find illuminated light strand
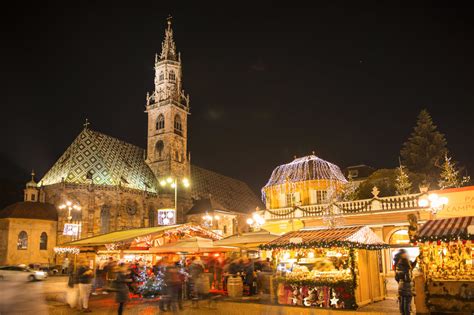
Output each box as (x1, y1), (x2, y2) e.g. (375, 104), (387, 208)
(54, 246), (80, 255)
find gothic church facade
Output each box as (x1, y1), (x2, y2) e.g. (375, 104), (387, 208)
(31, 19), (262, 245)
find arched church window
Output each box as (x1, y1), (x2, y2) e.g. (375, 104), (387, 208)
(156, 140), (164, 159)
(174, 114), (182, 134)
(159, 71), (164, 81)
(100, 206), (110, 234)
(17, 231), (28, 250)
(169, 70), (176, 81)
(156, 114), (165, 130)
(39, 232), (48, 250)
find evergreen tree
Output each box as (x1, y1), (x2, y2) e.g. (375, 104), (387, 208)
(400, 109), (447, 183)
(395, 162), (412, 195)
(340, 174), (358, 201)
(438, 154), (470, 189)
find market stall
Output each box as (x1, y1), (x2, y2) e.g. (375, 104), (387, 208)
(261, 226), (387, 310)
(415, 216), (474, 313)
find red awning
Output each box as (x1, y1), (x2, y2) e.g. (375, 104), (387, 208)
(417, 216), (474, 242)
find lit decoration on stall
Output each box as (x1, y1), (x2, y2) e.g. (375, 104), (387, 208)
(261, 154), (347, 205)
(135, 235), (153, 247)
(163, 224), (222, 240)
(105, 243), (123, 251)
(330, 293), (339, 306)
(54, 247), (80, 255)
(158, 209), (176, 225)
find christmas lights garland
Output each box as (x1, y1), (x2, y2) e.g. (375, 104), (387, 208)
(260, 241), (388, 251)
(265, 194), (423, 219)
(416, 234), (473, 243)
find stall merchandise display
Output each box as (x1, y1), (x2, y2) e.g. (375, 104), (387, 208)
(415, 216), (474, 313)
(274, 247), (357, 309)
(418, 240), (473, 281)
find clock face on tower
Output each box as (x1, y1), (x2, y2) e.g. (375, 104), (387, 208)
(126, 203), (137, 216)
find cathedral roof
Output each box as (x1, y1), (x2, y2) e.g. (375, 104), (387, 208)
(0, 201), (58, 221)
(190, 166), (264, 214)
(40, 128), (158, 192)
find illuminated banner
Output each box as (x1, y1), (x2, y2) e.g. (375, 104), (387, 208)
(63, 223), (80, 236)
(158, 209), (176, 225)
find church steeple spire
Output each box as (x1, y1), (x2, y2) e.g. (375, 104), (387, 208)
(159, 15), (178, 61)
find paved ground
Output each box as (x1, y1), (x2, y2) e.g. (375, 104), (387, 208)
(1, 276), (401, 315)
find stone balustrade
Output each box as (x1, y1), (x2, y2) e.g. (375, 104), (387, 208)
(261, 193), (425, 220)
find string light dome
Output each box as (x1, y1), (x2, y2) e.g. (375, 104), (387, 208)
(262, 155), (347, 204)
(264, 155), (347, 187)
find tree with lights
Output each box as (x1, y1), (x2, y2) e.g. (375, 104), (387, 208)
(340, 174), (358, 201)
(438, 154), (470, 189)
(400, 109), (447, 183)
(395, 161), (412, 195)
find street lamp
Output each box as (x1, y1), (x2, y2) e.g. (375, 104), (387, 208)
(418, 193), (448, 218)
(159, 177), (190, 222)
(247, 212), (266, 231)
(58, 201), (82, 222)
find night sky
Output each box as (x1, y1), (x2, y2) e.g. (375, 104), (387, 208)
(1, 2), (474, 195)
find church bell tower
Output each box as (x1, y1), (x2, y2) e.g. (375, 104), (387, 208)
(145, 17), (190, 180)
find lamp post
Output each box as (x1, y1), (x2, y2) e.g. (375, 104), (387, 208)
(247, 212), (266, 232)
(58, 201), (82, 222)
(418, 193), (448, 219)
(160, 176), (190, 223)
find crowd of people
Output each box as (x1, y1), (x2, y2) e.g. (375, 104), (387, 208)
(64, 255), (273, 314)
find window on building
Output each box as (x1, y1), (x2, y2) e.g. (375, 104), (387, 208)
(39, 232), (47, 250)
(349, 169), (359, 178)
(174, 115), (182, 135)
(156, 114), (165, 130)
(100, 206), (110, 234)
(285, 192), (301, 207)
(169, 70), (176, 81)
(17, 231), (28, 250)
(155, 140), (164, 159)
(310, 190), (328, 204)
(159, 71), (164, 81)
(148, 207), (155, 227)
(31, 194), (36, 201)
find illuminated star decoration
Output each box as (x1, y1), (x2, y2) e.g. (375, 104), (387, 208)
(330, 293), (339, 306)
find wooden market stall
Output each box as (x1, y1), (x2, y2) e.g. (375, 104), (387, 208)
(261, 226), (387, 310)
(67, 223), (222, 266)
(415, 216), (474, 313)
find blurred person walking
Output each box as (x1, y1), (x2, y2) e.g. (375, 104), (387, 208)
(77, 259), (94, 313)
(114, 263), (131, 315)
(395, 249), (415, 315)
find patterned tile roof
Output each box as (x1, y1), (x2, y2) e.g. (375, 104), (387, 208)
(40, 128), (158, 192)
(190, 166), (264, 214)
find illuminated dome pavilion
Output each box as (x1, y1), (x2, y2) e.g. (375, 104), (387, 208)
(262, 155), (347, 209)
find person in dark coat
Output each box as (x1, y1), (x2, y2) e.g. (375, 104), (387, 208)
(243, 258), (256, 296)
(395, 250), (414, 315)
(114, 263), (131, 315)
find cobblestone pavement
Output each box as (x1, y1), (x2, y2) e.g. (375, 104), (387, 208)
(32, 276), (400, 315)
